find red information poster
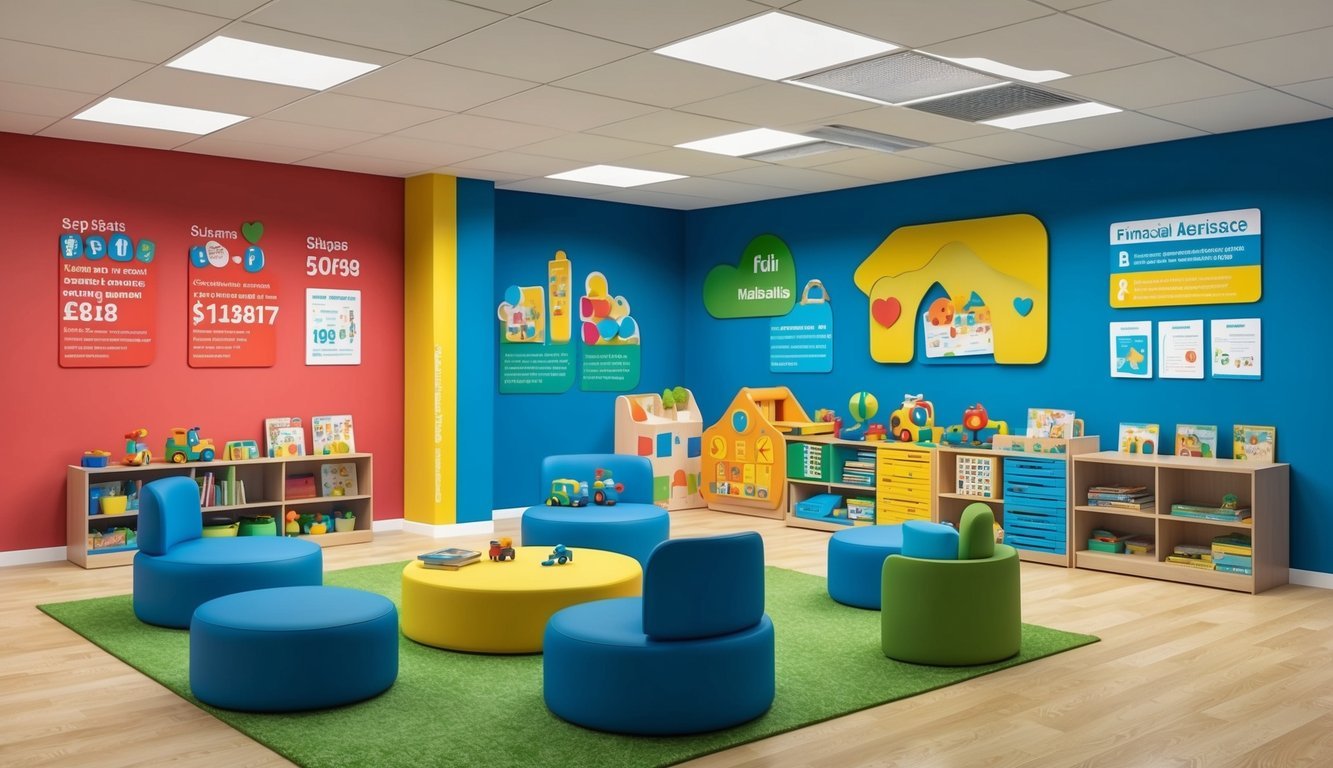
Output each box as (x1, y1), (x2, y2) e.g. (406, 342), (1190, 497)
(58, 227), (157, 367)
(187, 223), (280, 367)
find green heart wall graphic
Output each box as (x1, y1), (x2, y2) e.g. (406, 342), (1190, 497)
(241, 221), (264, 244)
(702, 233), (797, 318)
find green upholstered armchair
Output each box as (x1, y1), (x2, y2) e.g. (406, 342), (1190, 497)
(881, 503), (1021, 665)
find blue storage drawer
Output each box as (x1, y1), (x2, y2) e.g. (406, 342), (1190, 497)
(1005, 487), (1065, 507)
(1004, 533), (1064, 553)
(1003, 510), (1066, 534)
(1003, 458), (1066, 479)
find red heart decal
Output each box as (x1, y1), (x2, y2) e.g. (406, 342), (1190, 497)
(871, 297), (902, 328)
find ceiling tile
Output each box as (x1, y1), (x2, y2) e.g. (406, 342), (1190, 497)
(202, 21), (404, 64)
(1019, 111), (1206, 149)
(38, 118), (198, 149)
(452, 0), (546, 13)
(678, 83), (877, 125)
(587, 111), (754, 145)
(621, 148), (766, 175)
(762, 145), (868, 168)
(517, 133), (665, 162)
(295, 152), (440, 176)
(937, 132), (1088, 163)
(648, 176), (790, 199)
(590, 188), (721, 210)
(495, 177), (618, 196)
(136, 1), (270, 16)
(208, 118), (379, 151)
(520, 0), (763, 49)
(708, 164), (877, 191)
(335, 59), (536, 112)
(0, 82), (99, 117)
(245, 0), (504, 55)
(554, 53), (762, 108)
(397, 114), (564, 149)
(418, 18), (640, 82)
(453, 151), (587, 176)
(1031, 0), (1104, 8)
(109, 67), (311, 116)
(892, 146), (1009, 171)
(422, 165), (530, 184)
(174, 135), (323, 163)
(792, 153), (959, 183)
(0, 110), (58, 134)
(338, 135), (493, 165)
(784, 0), (1052, 48)
(1193, 27), (1333, 87)
(1053, 57), (1256, 110)
(1073, 0), (1333, 55)
(468, 86), (658, 131)
(0, 0), (227, 63)
(795, 106), (1001, 143)
(923, 14), (1171, 76)
(0, 39), (151, 92)
(1281, 77), (1333, 108)
(1142, 89), (1333, 133)
(268, 93), (449, 133)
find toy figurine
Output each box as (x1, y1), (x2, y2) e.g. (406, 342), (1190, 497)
(591, 468), (623, 506)
(889, 394), (940, 443)
(165, 426), (216, 463)
(541, 544), (573, 566)
(941, 403), (1010, 448)
(1221, 493), (1240, 510)
(489, 537), (516, 561)
(284, 509), (301, 536)
(122, 428), (152, 466)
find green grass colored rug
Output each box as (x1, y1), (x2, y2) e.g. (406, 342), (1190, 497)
(40, 564), (1096, 768)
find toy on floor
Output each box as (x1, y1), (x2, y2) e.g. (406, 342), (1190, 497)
(165, 426), (216, 463)
(941, 403), (1010, 448)
(547, 478), (590, 507)
(489, 537), (516, 561)
(122, 428), (152, 466)
(542, 544), (574, 566)
(591, 468), (623, 506)
(888, 394), (941, 443)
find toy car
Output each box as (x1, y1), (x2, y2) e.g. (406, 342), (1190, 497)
(591, 468), (623, 506)
(541, 544), (573, 566)
(165, 426), (215, 463)
(489, 537), (516, 561)
(547, 478), (589, 507)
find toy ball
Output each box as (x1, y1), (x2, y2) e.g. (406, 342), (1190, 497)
(848, 391), (878, 423)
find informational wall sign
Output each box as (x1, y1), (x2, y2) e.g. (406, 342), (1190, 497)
(579, 270), (641, 392)
(1109, 320), (1153, 379)
(703, 234), (796, 318)
(187, 221), (280, 367)
(770, 279), (833, 373)
(1158, 319), (1204, 379)
(1109, 208), (1261, 308)
(498, 250), (574, 394)
(306, 288), (361, 365)
(57, 223), (157, 367)
(1211, 318), (1262, 380)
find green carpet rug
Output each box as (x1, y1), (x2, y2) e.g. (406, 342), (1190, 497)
(39, 564), (1096, 768)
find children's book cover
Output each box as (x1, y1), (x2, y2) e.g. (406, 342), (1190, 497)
(265, 417), (302, 458)
(1233, 425), (1276, 462)
(271, 426), (306, 457)
(1027, 408), (1076, 439)
(1118, 422), (1160, 454)
(312, 414), (356, 455)
(320, 462), (359, 496)
(1174, 424), (1218, 458)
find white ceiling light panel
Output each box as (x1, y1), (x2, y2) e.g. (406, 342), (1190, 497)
(981, 101), (1121, 129)
(73, 97), (247, 134)
(546, 165), (687, 188)
(167, 36), (380, 91)
(922, 53), (1067, 83)
(677, 128), (817, 157)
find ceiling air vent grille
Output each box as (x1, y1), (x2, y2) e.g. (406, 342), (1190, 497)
(744, 141), (847, 162)
(907, 83), (1080, 122)
(792, 51), (1003, 105)
(803, 125), (925, 152)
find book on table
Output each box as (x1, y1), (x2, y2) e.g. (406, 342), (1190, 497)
(418, 547), (481, 569)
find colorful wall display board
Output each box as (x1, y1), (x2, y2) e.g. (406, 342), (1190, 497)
(703, 233), (797, 318)
(769, 279), (833, 373)
(853, 214), (1048, 364)
(57, 223), (157, 367)
(187, 221), (279, 367)
(497, 250), (574, 394)
(1158, 320), (1204, 379)
(614, 389), (703, 510)
(700, 386), (809, 518)
(1211, 318), (1261, 379)
(579, 269), (640, 392)
(306, 288), (361, 365)
(1109, 321), (1153, 379)
(1109, 208), (1261, 308)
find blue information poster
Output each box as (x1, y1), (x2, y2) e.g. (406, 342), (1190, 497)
(1109, 208), (1261, 308)
(770, 279), (833, 373)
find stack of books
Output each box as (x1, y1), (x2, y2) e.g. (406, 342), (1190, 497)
(1170, 503), (1251, 523)
(1165, 543), (1214, 569)
(1086, 485), (1154, 511)
(841, 450), (876, 487)
(1211, 533), (1253, 575)
(418, 547), (481, 570)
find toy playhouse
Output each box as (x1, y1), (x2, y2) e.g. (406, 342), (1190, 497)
(614, 389), (703, 510)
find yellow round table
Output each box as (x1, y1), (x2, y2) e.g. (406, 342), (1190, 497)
(400, 546), (642, 653)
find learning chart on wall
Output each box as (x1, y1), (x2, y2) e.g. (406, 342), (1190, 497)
(579, 269), (641, 392)
(306, 288), (361, 365)
(1109, 320), (1153, 379)
(769, 278), (833, 373)
(1211, 318), (1262, 380)
(1158, 319), (1204, 379)
(1109, 208), (1261, 308)
(187, 221), (279, 367)
(57, 220), (158, 367)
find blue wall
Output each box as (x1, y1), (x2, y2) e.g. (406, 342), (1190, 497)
(682, 119), (1333, 574)
(493, 191), (685, 508)
(456, 178), (496, 522)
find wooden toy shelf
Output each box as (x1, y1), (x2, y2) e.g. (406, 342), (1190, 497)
(1070, 451), (1288, 594)
(67, 453), (375, 569)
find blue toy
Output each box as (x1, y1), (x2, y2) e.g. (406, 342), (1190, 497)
(542, 544), (574, 566)
(591, 468), (623, 506)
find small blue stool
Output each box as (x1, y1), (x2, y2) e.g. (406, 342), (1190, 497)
(827, 525), (903, 609)
(190, 586), (398, 712)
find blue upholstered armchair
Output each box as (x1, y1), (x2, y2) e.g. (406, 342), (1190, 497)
(542, 532), (775, 735)
(132, 476), (323, 628)
(520, 453), (670, 566)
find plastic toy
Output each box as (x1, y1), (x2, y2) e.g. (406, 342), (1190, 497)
(224, 439), (260, 460)
(541, 544), (574, 566)
(591, 468), (623, 506)
(165, 426), (216, 463)
(284, 509), (300, 536)
(1221, 493), (1239, 510)
(81, 450), (111, 468)
(122, 428), (152, 466)
(700, 386), (809, 515)
(489, 536), (516, 561)
(546, 478), (590, 507)
(888, 394), (941, 443)
(941, 403), (1011, 448)
(839, 391), (881, 441)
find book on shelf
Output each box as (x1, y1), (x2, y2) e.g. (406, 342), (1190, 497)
(418, 547), (481, 569)
(1027, 408), (1076, 439)
(1174, 424), (1218, 458)
(270, 425), (307, 458)
(1123, 536), (1154, 556)
(1118, 422), (1160, 454)
(1212, 553), (1253, 569)
(1233, 425), (1276, 463)
(311, 414), (356, 455)
(1087, 490), (1153, 501)
(1087, 485), (1149, 496)
(1214, 563), (1252, 575)
(320, 462), (359, 497)
(1212, 533), (1252, 557)
(1170, 503), (1251, 522)
(265, 417), (304, 458)
(1166, 555), (1217, 569)
(1087, 498), (1155, 510)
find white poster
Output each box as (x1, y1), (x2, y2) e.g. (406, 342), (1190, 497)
(1211, 318), (1261, 379)
(306, 288), (361, 365)
(1110, 321), (1152, 379)
(1158, 320), (1204, 379)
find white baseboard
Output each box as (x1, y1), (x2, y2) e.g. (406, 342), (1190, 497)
(372, 518), (404, 532)
(399, 519), (496, 539)
(1289, 569), (1333, 590)
(0, 546), (68, 567)
(492, 507), (526, 520)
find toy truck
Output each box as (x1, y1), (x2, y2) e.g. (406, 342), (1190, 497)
(165, 426), (216, 463)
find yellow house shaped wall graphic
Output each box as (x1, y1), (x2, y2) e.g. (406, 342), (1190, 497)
(701, 387), (810, 518)
(854, 214), (1048, 364)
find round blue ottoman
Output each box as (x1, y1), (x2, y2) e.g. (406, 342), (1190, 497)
(190, 586), (398, 712)
(544, 597), (774, 735)
(522, 503), (669, 567)
(827, 525), (903, 609)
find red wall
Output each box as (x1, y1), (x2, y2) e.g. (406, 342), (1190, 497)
(0, 132), (405, 553)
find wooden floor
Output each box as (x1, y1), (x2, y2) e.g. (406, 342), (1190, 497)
(5, 508), (1333, 767)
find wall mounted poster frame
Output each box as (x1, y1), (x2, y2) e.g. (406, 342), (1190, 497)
(1109, 208), (1261, 308)
(306, 288), (361, 365)
(579, 269), (640, 392)
(1110, 321), (1153, 379)
(1211, 318), (1261, 379)
(769, 279), (833, 373)
(1158, 319), (1204, 379)
(58, 227), (158, 367)
(187, 222), (279, 368)
(497, 250), (574, 394)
